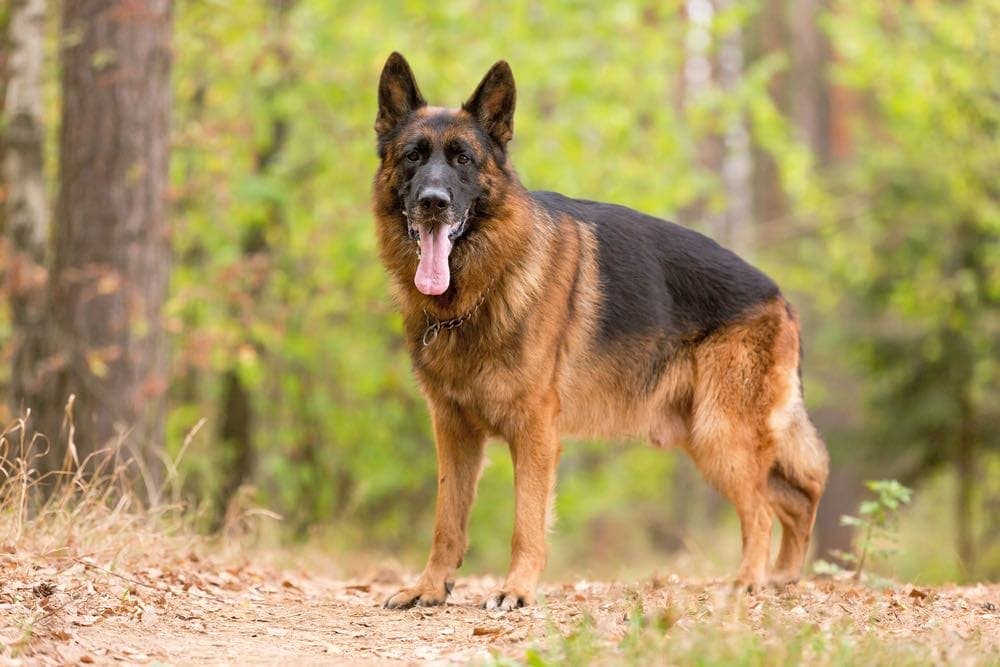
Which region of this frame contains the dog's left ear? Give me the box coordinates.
[463,61,516,150]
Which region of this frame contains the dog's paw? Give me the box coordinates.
[383,580,452,610]
[732,575,767,594]
[767,571,800,589]
[482,586,534,612]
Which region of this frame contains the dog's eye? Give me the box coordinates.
[405,150,421,162]
[456,153,471,165]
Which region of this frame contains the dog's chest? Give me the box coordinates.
[414,335,534,424]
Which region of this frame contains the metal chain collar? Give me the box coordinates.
[421,290,489,346]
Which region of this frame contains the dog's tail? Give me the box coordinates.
[770,405,828,517]
[767,313,829,574]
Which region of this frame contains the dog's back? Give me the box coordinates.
[534,190,780,342]
[529,194,829,590]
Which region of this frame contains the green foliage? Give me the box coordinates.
[2,0,996,581]
[816,0,998,578]
[823,0,999,470]
[815,479,913,585]
[482,597,944,667]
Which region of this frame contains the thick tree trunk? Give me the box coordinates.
[2,0,50,426]
[40,0,173,493]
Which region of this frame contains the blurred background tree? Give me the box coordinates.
[3,0,173,493]
[823,0,999,576]
[1,0,996,581]
[2,0,49,449]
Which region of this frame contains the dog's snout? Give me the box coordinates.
[418,187,451,211]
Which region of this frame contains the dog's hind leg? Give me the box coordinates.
[686,416,775,590]
[685,300,811,590]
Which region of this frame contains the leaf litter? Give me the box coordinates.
[1,546,997,665]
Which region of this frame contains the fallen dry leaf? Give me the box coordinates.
[2,543,997,666]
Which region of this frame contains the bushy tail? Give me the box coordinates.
[772,408,829,505]
[768,402,830,577]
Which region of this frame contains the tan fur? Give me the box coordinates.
[376,110,828,609]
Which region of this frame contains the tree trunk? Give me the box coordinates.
[215,369,254,525]
[2,0,50,428]
[40,0,173,495]
[956,402,976,577]
[748,0,787,244]
[716,0,753,257]
[789,0,830,162]
[813,466,862,565]
[953,222,981,577]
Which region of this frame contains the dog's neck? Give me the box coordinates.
[396,189,554,346]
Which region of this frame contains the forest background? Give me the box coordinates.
[1,0,996,586]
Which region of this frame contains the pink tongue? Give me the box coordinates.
[414,224,453,295]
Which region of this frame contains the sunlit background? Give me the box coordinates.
[1,0,996,585]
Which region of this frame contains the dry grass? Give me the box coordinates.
[1,412,998,665]
[0,410,250,663]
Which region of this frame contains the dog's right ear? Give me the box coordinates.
[376,52,426,137]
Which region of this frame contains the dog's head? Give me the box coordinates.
[374,52,516,296]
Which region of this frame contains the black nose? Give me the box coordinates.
[418,187,451,211]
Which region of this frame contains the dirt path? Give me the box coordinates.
[3,553,998,665]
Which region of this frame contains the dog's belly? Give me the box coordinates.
[555,363,690,447]
[556,392,651,440]
[553,333,695,447]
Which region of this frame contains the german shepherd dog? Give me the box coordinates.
[373,53,828,611]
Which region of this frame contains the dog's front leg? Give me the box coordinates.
[484,411,561,611]
[384,401,486,609]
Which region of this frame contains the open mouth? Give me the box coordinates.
[407,214,468,296]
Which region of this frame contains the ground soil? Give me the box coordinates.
[2,551,997,665]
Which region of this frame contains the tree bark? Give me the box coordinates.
[953,222,982,577]
[40,0,173,494]
[813,466,862,565]
[2,0,50,426]
[716,0,753,256]
[956,392,976,576]
[789,0,830,162]
[748,0,784,243]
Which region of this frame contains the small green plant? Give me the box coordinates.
[814,479,913,585]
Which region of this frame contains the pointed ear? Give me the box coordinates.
[375,52,426,137]
[463,61,516,149]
